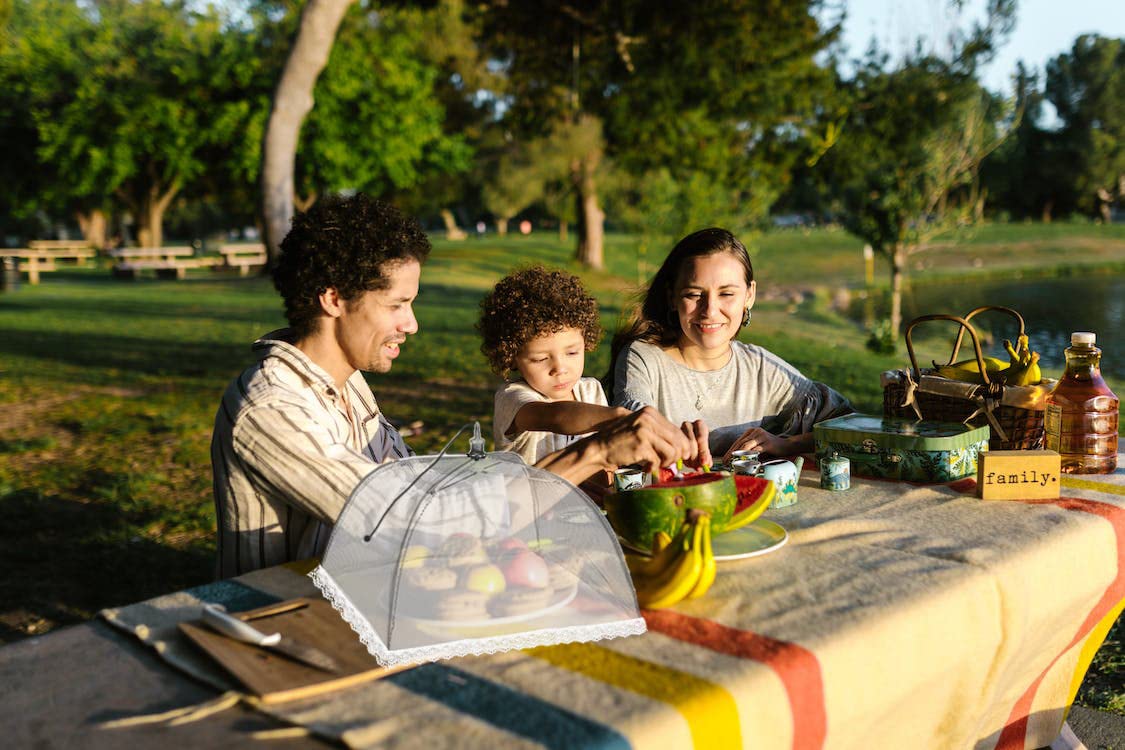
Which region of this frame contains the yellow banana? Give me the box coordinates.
[625,524,689,576]
[999,336,1042,385]
[998,351,1041,386]
[935,355,1007,384]
[634,520,704,609]
[687,516,716,599]
[652,531,673,554]
[947,356,1008,372]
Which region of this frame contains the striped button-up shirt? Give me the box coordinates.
[211,330,411,578]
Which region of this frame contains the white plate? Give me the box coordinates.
[712,518,788,561]
[618,518,788,561]
[405,583,579,631]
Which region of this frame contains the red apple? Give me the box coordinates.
[500,549,550,589]
[497,537,528,553]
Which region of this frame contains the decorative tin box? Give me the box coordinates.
[814,414,990,483]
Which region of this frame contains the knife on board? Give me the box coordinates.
[201,603,340,673]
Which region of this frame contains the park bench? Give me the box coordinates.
[7,244,96,284]
[218,243,267,275]
[109,246,213,280]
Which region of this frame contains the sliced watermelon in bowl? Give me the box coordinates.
[725,475,776,531]
[604,472,736,550]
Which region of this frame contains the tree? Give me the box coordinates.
[818,1,1016,341]
[821,58,1015,338]
[261,0,484,259]
[481,148,544,235]
[295,4,473,208]
[2,0,261,248]
[1044,35,1125,222]
[980,63,1069,221]
[261,0,353,261]
[482,0,840,269]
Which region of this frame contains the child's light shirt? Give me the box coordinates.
[493,376,609,464]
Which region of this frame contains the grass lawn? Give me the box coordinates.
[1,222,1122,715]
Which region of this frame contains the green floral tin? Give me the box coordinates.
[813,414,990,483]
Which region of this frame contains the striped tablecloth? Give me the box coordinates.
[102,458,1125,750]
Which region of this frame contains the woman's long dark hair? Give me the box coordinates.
[603,227,754,398]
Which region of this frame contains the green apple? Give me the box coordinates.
[462,563,506,595]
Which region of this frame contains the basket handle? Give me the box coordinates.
[946,306,1026,366]
[905,313,995,386]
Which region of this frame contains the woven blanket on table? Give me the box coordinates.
[100,461,1125,750]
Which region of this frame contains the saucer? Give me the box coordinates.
[712,519,788,561]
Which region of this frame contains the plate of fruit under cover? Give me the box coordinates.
[402,582,580,633]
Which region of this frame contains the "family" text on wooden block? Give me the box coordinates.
[977,450,1061,500]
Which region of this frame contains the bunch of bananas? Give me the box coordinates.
[625,510,716,609]
[934,334,1042,386]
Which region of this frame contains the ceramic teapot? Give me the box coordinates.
[758,457,804,508]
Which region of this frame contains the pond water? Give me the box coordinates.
[857,273,1125,380]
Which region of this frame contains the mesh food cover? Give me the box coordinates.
[310,445,646,667]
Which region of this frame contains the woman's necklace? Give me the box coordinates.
[693,372,725,411]
[677,345,733,411]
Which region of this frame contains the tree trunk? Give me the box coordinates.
[496,217,509,236]
[1096,188,1112,224]
[558,220,568,243]
[889,243,906,341]
[261,0,354,264]
[1041,198,1054,223]
[76,209,107,250]
[293,191,318,213]
[440,208,467,240]
[572,155,604,270]
[133,182,179,249]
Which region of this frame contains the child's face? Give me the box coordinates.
[514,327,586,401]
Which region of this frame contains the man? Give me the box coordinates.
[212,194,696,578]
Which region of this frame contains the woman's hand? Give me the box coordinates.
[679,419,712,469]
[724,427,788,460]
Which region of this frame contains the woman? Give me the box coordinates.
[608,227,853,463]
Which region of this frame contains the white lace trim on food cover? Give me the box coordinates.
[310,566,647,668]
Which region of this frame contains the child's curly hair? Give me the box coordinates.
[478,266,603,378]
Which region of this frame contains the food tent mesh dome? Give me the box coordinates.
[310,448,646,667]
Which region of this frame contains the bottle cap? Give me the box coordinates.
[1071,332,1096,346]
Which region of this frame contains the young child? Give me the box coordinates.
[478,266,629,469]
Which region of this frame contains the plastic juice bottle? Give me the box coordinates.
[1044,332,1119,474]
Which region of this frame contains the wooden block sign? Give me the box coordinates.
[977,450,1061,500]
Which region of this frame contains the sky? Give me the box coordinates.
[837,0,1125,94]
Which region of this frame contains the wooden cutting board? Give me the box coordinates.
[179,597,409,703]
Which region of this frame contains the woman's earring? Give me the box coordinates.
[741,308,751,327]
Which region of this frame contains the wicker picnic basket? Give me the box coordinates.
[882,306,1052,451]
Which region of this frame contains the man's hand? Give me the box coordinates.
[596,406,696,472]
[679,419,712,469]
[535,406,696,484]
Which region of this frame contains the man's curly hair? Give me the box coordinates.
[478,266,603,378]
[271,194,431,339]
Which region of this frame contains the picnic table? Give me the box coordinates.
[218,243,267,275]
[3,459,1123,749]
[7,242,97,284]
[109,246,213,279]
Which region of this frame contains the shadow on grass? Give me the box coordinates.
[0,279,281,327]
[0,328,252,381]
[0,485,212,644]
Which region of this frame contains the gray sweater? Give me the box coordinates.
[612,340,853,456]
